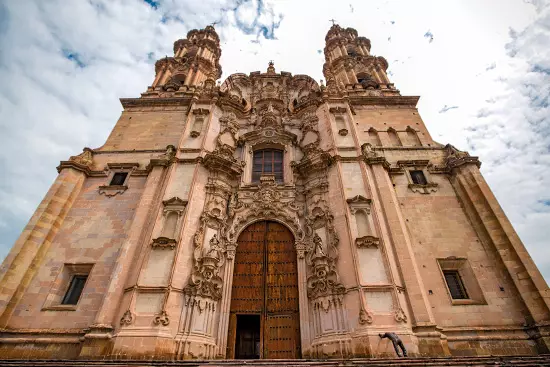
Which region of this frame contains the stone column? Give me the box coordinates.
[295,241,311,357]
[450,160,550,352]
[80,164,167,357]
[367,158,450,356]
[216,242,236,358]
[0,166,86,326]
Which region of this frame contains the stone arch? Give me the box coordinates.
[230,215,304,245]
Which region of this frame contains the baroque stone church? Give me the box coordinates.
[0,24,549,361]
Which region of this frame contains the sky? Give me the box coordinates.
[0,0,549,282]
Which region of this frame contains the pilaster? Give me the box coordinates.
[449,160,550,353]
[80,163,168,357]
[0,167,86,326]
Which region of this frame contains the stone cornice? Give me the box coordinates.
[120,97,192,109]
[349,95,420,107]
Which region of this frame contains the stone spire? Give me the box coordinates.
[152,25,222,90]
[322,24,392,91]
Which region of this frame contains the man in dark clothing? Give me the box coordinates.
[379,332,408,357]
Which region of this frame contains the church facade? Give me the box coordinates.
[0,25,549,360]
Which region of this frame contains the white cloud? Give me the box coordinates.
[0,0,549,283]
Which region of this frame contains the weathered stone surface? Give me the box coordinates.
[0,24,549,360]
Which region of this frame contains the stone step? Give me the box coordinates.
[0,357,549,367]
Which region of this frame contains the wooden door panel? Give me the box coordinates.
[229,221,300,359]
[264,314,299,359]
[265,222,300,358]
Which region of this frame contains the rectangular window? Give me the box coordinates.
[443,270,468,299]
[110,172,128,186]
[252,149,283,183]
[410,170,427,185]
[61,275,88,305]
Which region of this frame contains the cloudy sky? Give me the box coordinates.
[0,0,549,281]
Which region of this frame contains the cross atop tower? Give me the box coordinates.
[329,19,337,26]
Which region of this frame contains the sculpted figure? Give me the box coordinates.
[379,332,408,357]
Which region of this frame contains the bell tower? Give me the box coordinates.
[150,25,222,91]
[322,24,395,93]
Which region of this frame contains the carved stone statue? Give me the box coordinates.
[379,332,408,357]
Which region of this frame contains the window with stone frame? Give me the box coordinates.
[437,257,486,305]
[61,274,88,305]
[410,170,427,185]
[443,270,468,300]
[252,149,283,183]
[110,172,128,186]
[42,263,93,311]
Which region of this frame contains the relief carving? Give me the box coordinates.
[184,234,226,301]
[153,310,170,326]
[359,306,374,325]
[120,309,134,326]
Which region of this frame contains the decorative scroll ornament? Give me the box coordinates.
[184,234,225,301]
[120,309,133,326]
[153,310,170,326]
[394,306,408,323]
[445,143,481,169]
[69,148,94,167]
[359,307,373,325]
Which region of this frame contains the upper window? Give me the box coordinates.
[410,170,427,185]
[252,149,283,183]
[110,172,128,186]
[61,274,88,305]
[443,270,468,300]
[347,46,358,57]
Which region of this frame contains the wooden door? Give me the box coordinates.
[228,221,300,359]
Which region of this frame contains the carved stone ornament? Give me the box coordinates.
[69,148,94,167]
[151,237,177,249]
[184,232,226,301]
[346,195,371,214]
[361,143,378,159]
[394,307,407,323]
[98,185,127,197]
[306,233,345,299]
[355,235,380,248]
[359,307,373,325]
[153,310,170,326]
[227,180,303,243]
[338,129,349,136]
[445,143,481,170]
[408,182,439,194]
[120,309,133,326]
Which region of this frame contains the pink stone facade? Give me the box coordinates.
[0,25,549,360]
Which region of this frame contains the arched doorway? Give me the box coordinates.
[227,221,301,359]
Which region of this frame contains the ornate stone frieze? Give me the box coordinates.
[227,180,304,242]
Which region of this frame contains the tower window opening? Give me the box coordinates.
[110,172,128,186]
[443,270,469,300]
[347,46,358,57]
[410,170,427,185]
[252,149,283,183]
[61,275,88,305]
